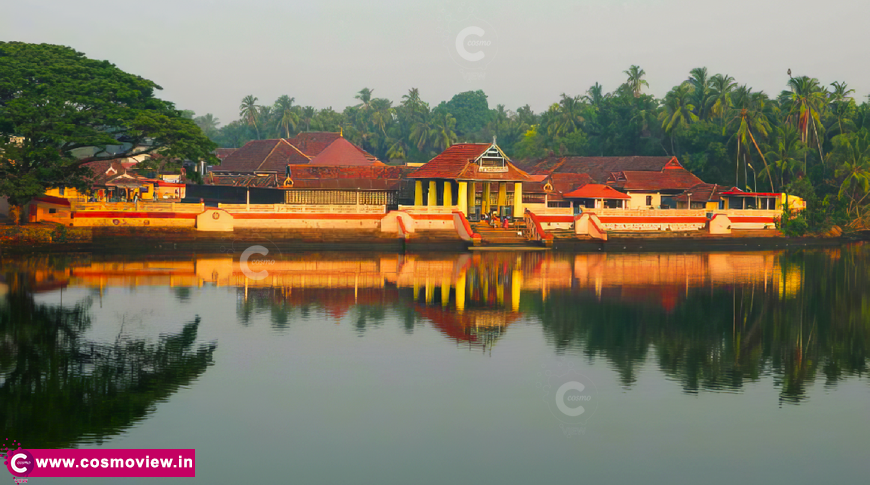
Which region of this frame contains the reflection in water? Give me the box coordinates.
[0,258,217,449]
[3,246,869,412]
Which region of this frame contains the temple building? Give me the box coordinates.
[406,142,531,220]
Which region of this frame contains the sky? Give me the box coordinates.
[3,0,869,125]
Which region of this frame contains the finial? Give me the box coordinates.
[492,135,497,145]
[340,127,343,137]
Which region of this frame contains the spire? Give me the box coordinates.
[339,127,343,137]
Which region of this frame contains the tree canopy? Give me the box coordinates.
[0,42,216,206]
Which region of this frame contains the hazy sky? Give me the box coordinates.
[4,0,869,125]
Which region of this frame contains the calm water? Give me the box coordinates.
[1,247,869,484]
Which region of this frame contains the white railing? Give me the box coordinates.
[397,205,458,214]
[218,203,387,214]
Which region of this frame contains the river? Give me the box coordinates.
[1,246,868,484]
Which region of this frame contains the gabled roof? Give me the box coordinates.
[33,195,72,207]
[606,169,704,192]
[213,139,310,173]
[214,148,238,161]
[82,160,144,186]
[308,137,384,166]
[288,132,378,160]
[408,143,530,181]
[519,156,682,183]
[673,183,739,202]
[563,184,630,199]
[207,165,410,190]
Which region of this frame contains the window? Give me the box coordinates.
[645,196,653,206]
[141,185,150,193]
[49,208,57,214]
[58,187,65,196]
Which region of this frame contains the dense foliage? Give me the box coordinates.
[203,65,870,232]
[0,42,217,206]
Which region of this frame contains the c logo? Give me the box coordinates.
[555,381,586,417]
[455,26,486,62]
[6,450,35,477]
[240,245,269,281]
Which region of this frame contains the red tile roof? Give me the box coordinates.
[213,139,310,173]
[409,143,530,181]
[563,184,630,199]
[207,165,410,190]
[33,195,72,207]
[519,156,682,183]
[606,169,704,192]
[308,138,384,166]
[214,148,238,161]
[82,160,144,186]
[288,132,377,160]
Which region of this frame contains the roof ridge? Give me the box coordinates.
[280,138,312,160]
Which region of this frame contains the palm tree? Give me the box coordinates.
[430,112,458,151]
[355,88,374,110]
[276,107,299,139]
[239,95,260,139]
[708,74,737,122]
[783,75,827,164]
[764,125,806,189]
[658,83,698,154]
[194,113,220,137]
[410,115,434,152]
[583,83,607,108]
[687,67,713,120]
[829,81,855,136]
[835,134,870,217]
[301,106,316,132]
[624,65,649,98]
[548,94,586,136]
[369,98,394,135]
[725,86,774,191]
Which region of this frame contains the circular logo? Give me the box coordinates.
[446,18,499,72]
[542,366,598,426]
[212,212,220,220]
[5,449,35,477]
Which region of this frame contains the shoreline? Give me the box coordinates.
[0,224,859,254]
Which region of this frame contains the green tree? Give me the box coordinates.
[0,42,216,208]
[239,95,261,139]
[624,65,649,98]
[194,113,221,138]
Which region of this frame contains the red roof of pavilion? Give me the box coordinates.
[563,184,630,199]
[213,139,310,173]
[408,143,530,181]
[287,132,377,160]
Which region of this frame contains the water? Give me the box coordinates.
[1,247,869,484]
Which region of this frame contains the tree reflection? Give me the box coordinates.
[531,248,870,404]
[0,275,216,448]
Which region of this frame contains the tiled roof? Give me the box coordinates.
[33,195,71,207]
[519,156,682,183]
[673,183,738,202]
[607,169,704,192]
[409,143,530,181]
[308,138,384,166]
[213,139,310,173]
[207,165,410,190]
[563,184,630,199]
[288,132,377,160]
[82,160,143,186]
[214,148,238,161]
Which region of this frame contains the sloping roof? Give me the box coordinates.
[82,160,144,186]
[563,184,630,199]
[207,165,410,190]
[288,132,377,160]
[607,169,704,192]
[33,195,72,207]
[214,148,238,161]
[519,156,682,183]
[213,139,310,173]
[308,137,384,166]
[673,183,738,202]
[409,143,530,181]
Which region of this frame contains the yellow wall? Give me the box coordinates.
[626,192,661,209]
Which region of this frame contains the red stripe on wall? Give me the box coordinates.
[728,217,776,223]
[412,214,454,220]
[598,217,708,223]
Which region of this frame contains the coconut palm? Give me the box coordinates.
[194,113,220,137]
[430,111,458,151]
[835,133,870,217]
[687,67,713,120]
[355,88,374,110]
[658,83,697,153]
[369,98,394,135]
[624,65,649,98]
[239,95,260,139]
[782,76,827,163]
[763,125,807,189]
[410,115,434,152]
[548,94,586,136]
[829,81,855,136]
[276,106,299,139]
[301,106,315,132]
[725,86,774,190]
[708,74,737,123]
[583,83,607,108]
